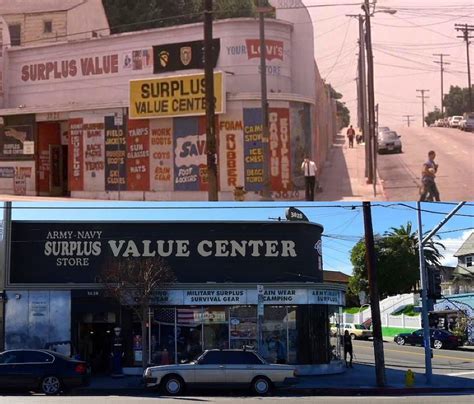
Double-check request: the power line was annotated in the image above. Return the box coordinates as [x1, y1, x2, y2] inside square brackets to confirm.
[433, 53, 450, 115]
[416, 89, 430, 127]
[402, 115, 415, 127]
[455, 23, 474, 111]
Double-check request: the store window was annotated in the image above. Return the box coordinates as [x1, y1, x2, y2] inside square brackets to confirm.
[229, 306, 257, 349]
[151, 308, 176, 364]
[262, 306, 287, 364]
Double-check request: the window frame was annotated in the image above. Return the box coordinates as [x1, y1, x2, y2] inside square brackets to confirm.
[43, 20, 53, 34]
[8, 24, 21, 46]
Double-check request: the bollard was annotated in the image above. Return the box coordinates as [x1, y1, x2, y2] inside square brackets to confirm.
[405, 369, 415, 387]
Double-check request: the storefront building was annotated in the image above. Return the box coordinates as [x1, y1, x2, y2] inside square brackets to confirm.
[0, 2, 337, 201]
[2, 219, 345, 373]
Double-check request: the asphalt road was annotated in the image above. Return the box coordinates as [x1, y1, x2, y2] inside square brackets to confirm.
[376, 126, 474, 201]
[1, 394, 474, 403]
[352, 340, 474, 378]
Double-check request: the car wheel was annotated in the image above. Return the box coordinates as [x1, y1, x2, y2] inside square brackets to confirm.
[433, 339, 443, 350]
[395, 336, 406, 346]
[252, 376, 273, 396]
[350, 333, 356, 340]
[162, 375, 185, 396]
[41, 375, 62, 395]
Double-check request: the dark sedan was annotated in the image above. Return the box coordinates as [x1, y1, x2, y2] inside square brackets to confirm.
[394, 328, 461, 350]
[0, 349, 89, 395]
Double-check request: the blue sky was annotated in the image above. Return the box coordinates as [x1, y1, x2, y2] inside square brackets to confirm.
[2, 201, 473, 275]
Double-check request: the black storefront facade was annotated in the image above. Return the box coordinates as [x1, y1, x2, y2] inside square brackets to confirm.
[4, 220, 345, 374]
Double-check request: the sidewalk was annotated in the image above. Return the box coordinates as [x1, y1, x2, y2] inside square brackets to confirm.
[77, 362, 474, 396]
[318, 133, 385, 201]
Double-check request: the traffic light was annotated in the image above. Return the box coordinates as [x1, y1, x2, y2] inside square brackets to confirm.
[427, 266, 442, 300]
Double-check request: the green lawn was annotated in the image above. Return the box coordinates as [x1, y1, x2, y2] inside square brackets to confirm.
[391, 304, 418, 316]
[382, 326, 418, 338]
[343, 307, 369, 314]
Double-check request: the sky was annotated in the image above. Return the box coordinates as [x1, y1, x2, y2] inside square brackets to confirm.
[2, 201, 473, 275]
[306, 0, 473, 127]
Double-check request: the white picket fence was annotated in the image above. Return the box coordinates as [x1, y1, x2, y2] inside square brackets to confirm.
[338, 312, 421, 328]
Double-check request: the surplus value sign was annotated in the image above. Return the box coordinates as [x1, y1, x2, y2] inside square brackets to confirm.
[129, 72, 225, 119]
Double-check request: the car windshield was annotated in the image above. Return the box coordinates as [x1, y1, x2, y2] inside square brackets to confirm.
[379, 127, 390, 132]
[381, 132, 398, 140]
[354, 324, 368, 330]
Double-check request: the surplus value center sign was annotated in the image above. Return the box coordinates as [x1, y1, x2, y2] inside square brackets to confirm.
[129, 72, 225, 119]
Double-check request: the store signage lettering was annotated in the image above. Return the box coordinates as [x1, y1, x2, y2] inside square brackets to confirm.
[21, 54, 119, 82]
[269, 109, 291, 191]
[129, 72, 224, 119]
[226, 40, 284, 62]
[185, 290, 245, 304]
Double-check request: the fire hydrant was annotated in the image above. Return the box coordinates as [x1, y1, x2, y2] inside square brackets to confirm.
[405, 369, 415, 387]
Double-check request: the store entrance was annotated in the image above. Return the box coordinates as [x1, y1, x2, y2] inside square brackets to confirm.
[78, 322, 114, 374]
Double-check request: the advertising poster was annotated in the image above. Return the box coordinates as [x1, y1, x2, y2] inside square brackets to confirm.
[0, 125, 34, 158]
[290, 103, 312, 191]
[150, 118, 173, 191]
[243, 108, 263, 192]
[104, 115, 127, 191]
[218, 112, 244, 192]
[68, 118, 84, 191]
[37, 123, 61, 193]
[126, 119, 150, 191]
[173, 116, 208, 191]
[268, 108, 291, 193]
[83, 119, 105, 191]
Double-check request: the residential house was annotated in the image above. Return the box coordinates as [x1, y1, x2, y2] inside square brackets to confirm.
[442, 233, 474, 296]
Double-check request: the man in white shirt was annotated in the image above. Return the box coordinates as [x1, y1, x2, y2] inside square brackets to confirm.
[301, 157, 317, 201]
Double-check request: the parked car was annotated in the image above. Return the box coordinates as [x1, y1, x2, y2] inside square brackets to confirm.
[377, 130, 402, 153]
[394, 328, 462, 350]
[378, 126, 390, 133]
[144, 349, 297, 396]
[449, 115, 463, 128]
[458, 118, 467, 130]
[461, 112, 474, 132]
[0, 349, 89, 395]
[330, 323, 373, 340]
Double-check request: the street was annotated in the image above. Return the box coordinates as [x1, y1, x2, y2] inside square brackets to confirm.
[377, 126, 474, 201]
[352, 340, 474, 379]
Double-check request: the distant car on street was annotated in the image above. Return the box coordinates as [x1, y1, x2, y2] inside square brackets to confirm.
[449, 116, 463, 128]
[330, 323, 373, 340]
[0, 349, 89, 395]
[460, 112, 474, 132]
[144, 349, 297, 396]
[377, 130, 402, 153]
[394, 328, 462, 350]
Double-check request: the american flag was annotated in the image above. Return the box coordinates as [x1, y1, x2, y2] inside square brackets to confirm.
[153, 308, 199, 325]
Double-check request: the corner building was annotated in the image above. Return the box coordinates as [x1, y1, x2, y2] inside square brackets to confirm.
[0, 2, 337, 200]
[3, 219, 345, 374]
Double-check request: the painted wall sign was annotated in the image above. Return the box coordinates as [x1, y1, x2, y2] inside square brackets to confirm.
[9, 221, 323, 284]
[243, 108, 263, 192]
[269, 108, 291, 192]
[218, 115, 244, 191]
[68, 118, 84, 191]
[126, 119, 150, 191]
[129, 72, 224, 119]
[104, 116, 127, 191]
[173, 116, 208, 191]
[0, 167, 15, 178]
[245, 39, 284, 61]
[150, 119, 173, 191]
[83, 120, 105, 191]
[20, 54, 119, 82]
[153, 39, 220, 73]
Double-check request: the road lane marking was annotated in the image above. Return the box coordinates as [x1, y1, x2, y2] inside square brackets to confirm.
[446, 371, 474, 376]
[355, 344, 474, 362]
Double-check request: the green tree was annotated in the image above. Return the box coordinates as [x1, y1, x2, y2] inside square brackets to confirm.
[443, 86, 471, 116]
[425, 107, 444, 126]
[349, 223, 444, 300]
[327, 84, 350, 128]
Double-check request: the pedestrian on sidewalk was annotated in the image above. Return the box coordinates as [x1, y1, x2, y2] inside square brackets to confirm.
[346, 125, 356, 148]
[301, 156, 317, 201]
[342, 330, 353, 368]
[419, 150, 440, 202]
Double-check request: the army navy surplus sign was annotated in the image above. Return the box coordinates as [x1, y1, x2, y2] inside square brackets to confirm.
[9, 221, 323, 284]
[153, 39, 220, 73]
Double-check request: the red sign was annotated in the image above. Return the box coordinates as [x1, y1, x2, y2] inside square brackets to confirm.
[68, 118, 84, 191]
[268, 108, 291, 192]
[127, 119, 150, 191]
[245, 39, 284, 61]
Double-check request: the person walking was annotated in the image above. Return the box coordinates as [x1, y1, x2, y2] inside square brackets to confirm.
[419, 150, 440, 201]
[301, 157, 317, 201]
[346, 125, 356, 148]
[343, 330, 353, 368]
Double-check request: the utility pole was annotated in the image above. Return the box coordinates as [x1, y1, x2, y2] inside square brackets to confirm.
[362, 202, 386, 387]
[455, 24, 473, 112]
[258, 0, 273, 200]
[416, 89, 430, 127]
[403, 115, 414, 127]
[363, 0, 376, 190]
[204, 0, 218, 201]
[348, 13, 370, 179]
[433, 54, 450, 116]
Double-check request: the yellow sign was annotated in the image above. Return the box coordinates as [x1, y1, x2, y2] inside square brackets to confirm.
[129, 72, 225, 119]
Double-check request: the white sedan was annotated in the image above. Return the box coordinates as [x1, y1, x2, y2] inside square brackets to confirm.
[144, 349, 297, 396]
